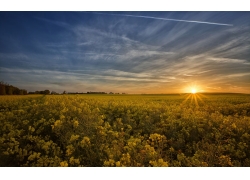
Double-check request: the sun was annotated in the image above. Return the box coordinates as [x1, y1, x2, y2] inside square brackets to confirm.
[191, 88, 197, 94]
[183, 83, 202, 94]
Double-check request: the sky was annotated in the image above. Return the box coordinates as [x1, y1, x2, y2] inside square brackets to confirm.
[0, 11, 250, 94]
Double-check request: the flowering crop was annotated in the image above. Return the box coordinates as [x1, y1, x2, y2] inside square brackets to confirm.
[0, 94, 250, 166]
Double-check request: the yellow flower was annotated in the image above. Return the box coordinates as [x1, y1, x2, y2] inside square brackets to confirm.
[104, 159, 115, 167]
[116, 161, 121, 167]
[54, 120, 62, 127]
[73, 120, 79, 128]
[69, 157, 80, 165]
[60, 161, 68, 167]
[231, 123, 237, 129]
[149, 159, 168, 167]
[81, 136, 90, 147]
[66, 145, 74, 156]
[70, 135, 80, 142]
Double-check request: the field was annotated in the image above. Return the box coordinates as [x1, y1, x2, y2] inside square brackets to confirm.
[0, 93, 250, 167]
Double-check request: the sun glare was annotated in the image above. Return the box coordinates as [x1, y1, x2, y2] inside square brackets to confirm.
[183, 83, 202, 94]
[191, 88, 197, 94]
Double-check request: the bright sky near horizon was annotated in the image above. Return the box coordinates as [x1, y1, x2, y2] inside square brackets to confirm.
[0, 11, 250, 94]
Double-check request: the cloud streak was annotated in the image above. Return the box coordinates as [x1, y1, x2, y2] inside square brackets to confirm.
[93, 12, 234, 26]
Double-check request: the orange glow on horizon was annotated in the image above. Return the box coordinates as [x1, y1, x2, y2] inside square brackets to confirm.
[183, 83, 202, 94]
[191, 88, 197, 94]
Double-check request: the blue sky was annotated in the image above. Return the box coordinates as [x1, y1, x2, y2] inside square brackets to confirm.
[0, 12, 250, 93]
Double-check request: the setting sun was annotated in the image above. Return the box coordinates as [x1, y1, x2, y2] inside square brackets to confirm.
[191, 88, 197, 94]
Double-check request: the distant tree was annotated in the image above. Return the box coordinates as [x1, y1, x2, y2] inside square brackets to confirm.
[0, 81, 28, 95]
[18, 90, 23, 95]
[6, 86, 13, 95]
[23, 90, 27, 95]
[63, 91, 66, 94]
[51, 91, 58, 95]
[13, 87, 20, 95]
[44, 90, 50, 95]
[0, 82, 6, 95]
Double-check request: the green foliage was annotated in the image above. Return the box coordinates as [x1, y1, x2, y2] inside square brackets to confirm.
[0, 94, 250, 166]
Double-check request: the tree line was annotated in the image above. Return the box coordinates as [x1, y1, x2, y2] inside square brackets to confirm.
[0, 81, 28, 95]
[28, 90, 50, 95]
[0, 81, 126, 96]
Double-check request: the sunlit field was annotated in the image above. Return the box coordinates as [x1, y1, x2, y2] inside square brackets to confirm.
[1, 93, 250, 167]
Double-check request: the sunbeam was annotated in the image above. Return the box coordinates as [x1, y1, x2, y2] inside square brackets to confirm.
[194, 94, 199, 107]
[181, 93, 205, 107]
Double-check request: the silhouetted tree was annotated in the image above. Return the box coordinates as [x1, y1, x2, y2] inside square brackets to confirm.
[6, 86, 13, 95]
[13, 87, 20, 95]
[51, 91, 58, 95]
[0, 81, 28, 95]
[0, 82, 6, 95]
[44, 90, 50, 95]
[23, 90, 27, 95]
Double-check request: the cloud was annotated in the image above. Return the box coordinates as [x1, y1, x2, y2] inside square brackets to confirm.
[34, 17, 70, 28]
[225, 72, 250, 78]
[208, 57, 249, 64]
[93, 12, 234, 26]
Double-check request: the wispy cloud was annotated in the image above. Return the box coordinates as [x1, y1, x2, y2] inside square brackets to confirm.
[34, 17, 70, 28]
[93, 12, 234, 26]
